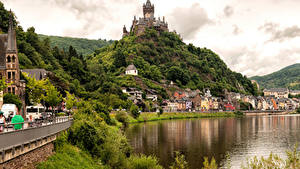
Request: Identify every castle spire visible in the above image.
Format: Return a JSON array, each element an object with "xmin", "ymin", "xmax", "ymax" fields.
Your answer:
[{"xmin": 7, "ymin": 9, "xmax": 17, "ymax": 52}]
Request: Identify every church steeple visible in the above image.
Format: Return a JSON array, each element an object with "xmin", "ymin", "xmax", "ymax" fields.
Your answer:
[{"xmin": 7, "ymin": 10, "xmax": 17, "ymax": 53}]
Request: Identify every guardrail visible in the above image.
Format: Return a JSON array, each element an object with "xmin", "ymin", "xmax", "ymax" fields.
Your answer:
[{"xmin": 0, "ymin": 116, "xmax": 73, "ymax": 163}]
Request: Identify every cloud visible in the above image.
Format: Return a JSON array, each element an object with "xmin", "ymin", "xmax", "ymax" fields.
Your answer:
[
  {"xmin": 167, "ymin": 3, "xmax": 212, "ymax": 40},
  {"xmin": 260, "ymin": 22, "xmax": 300, "ymax": 42},
  {"xmin": 224, "ymin": 6, "xmax": 234, "ymax": 17}
]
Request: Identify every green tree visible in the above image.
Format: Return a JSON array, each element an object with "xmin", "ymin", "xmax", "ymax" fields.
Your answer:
[
  {"xmin": 3, "ymin": 93, "xmax": 22, "ymax": 110},
  {"xmin": 130, "ymin": 104, "xmax": 140, "ymax": 118},
  {"xmin": 44, "ymin": 84, "xmax": 62, "ymax": 113},
  {"xmin": 64, "ymin": 91, "xmax": 76, "ymax": 112}
]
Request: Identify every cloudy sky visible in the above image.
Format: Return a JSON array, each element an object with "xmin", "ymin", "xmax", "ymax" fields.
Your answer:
[{"xmin": 2, "ymin": 0, "xmax": 300, "ymax": 77}]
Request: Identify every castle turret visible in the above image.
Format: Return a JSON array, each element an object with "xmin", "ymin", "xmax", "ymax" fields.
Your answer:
[
  {"xmin": 123, "ymin": 25, "xmax": 129, "ymax": 37},
  {"xmin": 143, "ymin": 0, "xmax": 154, "ymax": 19}
]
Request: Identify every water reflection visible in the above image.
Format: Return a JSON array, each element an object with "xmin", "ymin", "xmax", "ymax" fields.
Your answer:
[{"xmin": 125, "ymin": 115, "xmax": 300, "ymax": 169}]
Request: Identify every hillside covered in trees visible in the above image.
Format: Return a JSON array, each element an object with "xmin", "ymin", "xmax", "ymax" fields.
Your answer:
[
  {"xmin": 0, "ymin": 1, "xmax": 257, "ymax": 109},
  {"xmin": 88, "ymin": 29, "xmax": 258, "ymax": 98},
  {"xmin": 251, "ymin": 63, "xmax": 300, "ymax": 90},
  {"xmin": 38, "ymin": 34, "xmax": 113, "ymax": 56}
]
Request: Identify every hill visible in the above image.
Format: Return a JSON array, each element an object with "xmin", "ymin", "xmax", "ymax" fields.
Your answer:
[
  {"xmin": 251, "ymin": 63, "xmax": 300, "ymax": 90},
  {"xmin": 38, "ymin": 34, "xmax": 113, "ymax": 56},
  {"xmin": 86, "ymin": 29, "xmax": 258, "ymax": 98},
  {"xmin": 0, "ymin": 1, "xmax": 257, "ymax": 109}
]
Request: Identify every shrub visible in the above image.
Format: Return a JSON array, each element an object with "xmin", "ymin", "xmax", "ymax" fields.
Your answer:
[
  {"xmin": 37, "ymin": 143, "xmax": 103, "ymax": 169},
  {"xmin": 128, "ymin": 154, "xmax": 162, "ymax": 169},
  {"xmin": 234, "ymin": 111, "xmax": 244, "ymax": 116},
  {"xmin": 115, "ymin": 111, "xmax": 129, "ymax": 124},
  {"xmin": 202, "ymin": 157, "xmax": 217, "ymax": 169},
  {"xmin": 130, "ymin": 104, "xmax": 140, "ymax": 118},
  {"xmin": 296, "ymin": 108, "xmax": 300, "ymax": 114},
  {"xmin": 159, "ymin": 107, "xmax": 164, "ymax": 115},
  {"xmin": 67, "ymin": 113, "xmax": 132, "ymax": 168},
  {"xmin": 170, "ymin": 152, "xmax": 189, "ymax": 169}
]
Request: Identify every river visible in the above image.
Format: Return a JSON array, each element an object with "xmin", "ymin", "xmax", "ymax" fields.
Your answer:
[{"xmin": 125, "ymin": 115, "xmax": 300, "ymax": 168}]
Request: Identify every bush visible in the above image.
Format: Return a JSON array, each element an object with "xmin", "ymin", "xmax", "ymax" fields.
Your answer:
[
  {"xmin": 67, "ymin": 113, "xmax": 132, "ymax": 168},
  {"xmin": 170, "ymin": 152, "xmax": 189, "ymax": 169},
  {"xmin": 297, "ymin": 108, "xmax": 300, "ymax": 114},
  {"xmin": 128, "ymin": 154, "xmax": 162, "ymax": 169},
  {"xmin": 234, "ymin": 111, "xmax": 244, "ymax": 116},
  {"xmin": 130, "ymin": 104, "xmax": 140, "ymax": 118},
  {"xmin": 115, "ymin": 111, "xmax": 129, "ymax": 124},
  {"xmin": 37, "ymin": 143, "xmax": 103, "ymax": 169}
]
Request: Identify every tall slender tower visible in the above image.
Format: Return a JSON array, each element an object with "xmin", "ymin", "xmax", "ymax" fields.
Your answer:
[
  {"xmin": 143, "ymin": 0, "xmax": 154, "ymax": 19},
  {"xmin": 6, "ymin": 11, "xmax": 20, "ymax": 95}
]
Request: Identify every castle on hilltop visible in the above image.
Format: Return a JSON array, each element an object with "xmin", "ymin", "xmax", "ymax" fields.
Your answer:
[{"xmin": 123, "ymin": 0, "xmax": 169, "ymax": 37}]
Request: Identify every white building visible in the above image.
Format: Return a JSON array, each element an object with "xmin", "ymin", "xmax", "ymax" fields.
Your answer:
[{"xmin": 125, "ymin": 64, "xmax": 138, "ymax": 76}]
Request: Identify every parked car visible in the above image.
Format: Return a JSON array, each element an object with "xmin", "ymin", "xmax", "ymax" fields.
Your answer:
[{"xmin": 1, "ymin": 104, "xmax": 18, "ymax": 122}]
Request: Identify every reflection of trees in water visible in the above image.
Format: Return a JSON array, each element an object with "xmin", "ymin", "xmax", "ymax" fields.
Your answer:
[{"xmin": 125, "ymin": 115, "xmax": 300, "ymax": 168}]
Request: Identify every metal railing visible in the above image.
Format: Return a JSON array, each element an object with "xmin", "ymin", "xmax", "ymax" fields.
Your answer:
[
  {"xmin": 0, "ymin": 116, "xmax": 73, "ymax": 150},
  {"xmin": 0, "ymin": 116, "xmax": 71, "ymax": 133}
]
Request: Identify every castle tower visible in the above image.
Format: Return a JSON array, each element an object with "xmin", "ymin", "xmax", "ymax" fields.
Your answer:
[
  {"xmin": 123, "ymin": 25, "xmax": 129, "ymax": 37},
  {"xmin": 143, "ymin": 0, "xmax": 154, "ymax": 19}
]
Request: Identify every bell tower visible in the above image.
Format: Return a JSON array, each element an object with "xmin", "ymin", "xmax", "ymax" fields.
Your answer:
[
  {"xmin": 143, "ymin": 0, "xmax": 154, "ymax": 19},
  {"xmin": 6, "ymin": 11, "xmax": 20, "ymax": 96}
]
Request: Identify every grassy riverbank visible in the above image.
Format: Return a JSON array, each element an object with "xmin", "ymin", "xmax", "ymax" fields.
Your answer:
[{"xmin": 123, "ymin": 112, "xmax": 237, "ymax": 123}]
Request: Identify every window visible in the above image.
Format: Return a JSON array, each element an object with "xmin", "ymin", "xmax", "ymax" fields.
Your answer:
[
  {"xmin": 7, "ymin": 56, "xmax": 11, "ymax": 63},
  {"xmin": 12, "ymin": 72, "xmax": 15, "ymax": 80},
  {"xmin": 8, "ymin": 87, "xmax": 11, "ymax": 93},
  {"xmin": 12, "ymin": 87, "xmax": 15, "ymax": 95},
  {"xmin": 8, "ymin": 72, "xmax": 11, "ymax": 79},
  {"xmin": 12, "ymin": 56, "xmax": 16, "ymax": 63}
]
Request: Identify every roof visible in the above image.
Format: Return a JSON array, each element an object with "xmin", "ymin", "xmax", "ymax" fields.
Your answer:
[
  {"xmin": 7, "ymin": 12, "xmax": 17, "ymax": 53},
  {"xmin": 263, "ymin": 88, "xmax": 289, "ymax": 92},
  {"xmin": 0, "ymin": 35, "xmax": 7, "ymax": 70},
  {"xmin": 126, "ymin": 64, "xmax": 137, "ymax": 71},
  {"xmin": 21, "ymin": 69, "xmax": 48, "ymax": 81}
]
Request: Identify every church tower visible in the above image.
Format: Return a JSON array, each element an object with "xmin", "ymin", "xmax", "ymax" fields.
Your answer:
[
  {"xmin": 143, "ymin": 0, "xmax": 154, "ymax": 19},
  {"xmin": 6, "ymin": 11, "xmax": 20, "ymax": 95}
]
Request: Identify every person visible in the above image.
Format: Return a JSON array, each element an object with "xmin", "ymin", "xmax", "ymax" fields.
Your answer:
[{"xmin": 0, "ymin": 112, "xmax": 6, "ymax": 132}]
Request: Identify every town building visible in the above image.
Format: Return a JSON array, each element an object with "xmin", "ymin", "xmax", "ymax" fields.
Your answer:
[
  {"xmin": 122, "ymin": 87, "xmax": 142, "ymax": 103},
  {"xmin": 290, "ymin": 90, "xmax": 300, "ymax": 96},
  {"xmin": 263, "ymin": 88, "xmax": 289, "ymax": 98},
  {"xmin": 123, "ymin": 0, "xmax": 169, "ymax": 37},
  {"xmin": 125, "ymin": 64, "xmax": 138, "ymax": 76},
  {"xmin": 0, "ymin": 12, "xmax": 25, "ymax": 114}
]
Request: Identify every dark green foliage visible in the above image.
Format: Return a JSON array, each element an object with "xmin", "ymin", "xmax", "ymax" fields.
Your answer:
[
  {"xmin": 115, "ymin": 111, "xmax": 129, "ymax": 124},
  {"xmin": 159, "ymin": 107, "xmax": 163, "ymax": 115},
  {"xmin": 130, "ymin": 104, "xmax": 140, "ymax": 118},
  {"xmin": 38, "ymin": 34, "xmax": 112, "ymax": 56},
  {"xmin": 251, "ymin": 63, "xmax": 300, "ymax": 90},
  {"xmin": 68, "ymin": 113, "xmax": 132, "ymax": 168},
  {"xmin": 296, "ymin": 108, "xmax": 300, "ymax": 114},
  {"xmin": 239, "ymin": 101, "xmax": 253, "ymax": 111},
  {"xmin": 234, "ymin": 111, "xmax": 244, "ymax": 116},
  {"xmin": 91, "ymin": 28, "xmax": 257, "ymax": 96},
  {"xmin": 3, "ymin": 93, "xmax": 22, "ymax": 110}
]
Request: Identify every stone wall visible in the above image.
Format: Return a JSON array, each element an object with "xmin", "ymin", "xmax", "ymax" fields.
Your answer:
[{"xmin": 0, "ymin": 143, "xmax": 54, "ymax": 169}]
